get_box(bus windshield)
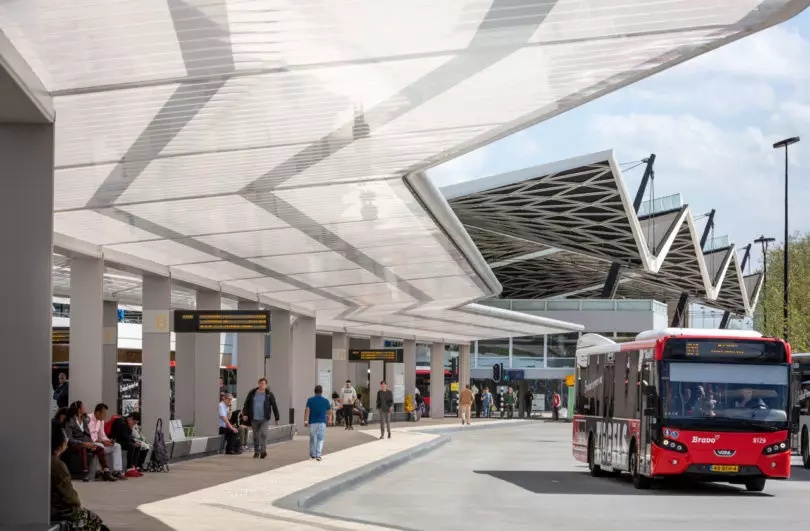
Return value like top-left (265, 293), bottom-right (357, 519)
top-left (663, 362), bottom-right (789, 423)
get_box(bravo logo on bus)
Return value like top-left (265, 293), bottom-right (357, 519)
top-left (691, 434), bottom-right (721, 444)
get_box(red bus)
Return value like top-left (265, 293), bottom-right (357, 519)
top-left (415, 368), bottom-right (452, 409)
top-left (572, 329), bottom-right (792, 492)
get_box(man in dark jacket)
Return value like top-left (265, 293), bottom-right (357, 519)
top-left (241, 377), bottom-right (280, 459)
top-left (376, 381), bottom-right (394, 440)
top-left (54, 372), bottom-right (69, 408)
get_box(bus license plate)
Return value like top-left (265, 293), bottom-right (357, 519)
top-left (710, 465), bottom-right (739, 473)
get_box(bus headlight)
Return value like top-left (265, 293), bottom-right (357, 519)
top-left (762, 440), bottom-right (790, 455)
top-left (661, 439), bottom-right (688, 453)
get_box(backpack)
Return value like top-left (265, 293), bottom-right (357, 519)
top-left (104, 415), bottom-right (121, 437)
top-left (147, 418), bottom-right (171, 472)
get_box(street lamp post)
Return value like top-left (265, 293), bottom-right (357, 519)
top-left (753, 235), bottom-right (775, 330)
top-left (772, 136), bottom-right (800, 342)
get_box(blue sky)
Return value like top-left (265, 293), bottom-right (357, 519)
top-left (429, 10), bottom-right (810, 272)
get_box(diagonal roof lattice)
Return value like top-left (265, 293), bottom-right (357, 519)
top-left (0, 0), bottom-right (799, 338)
top-left (443, 150), bottom-right (763, 317)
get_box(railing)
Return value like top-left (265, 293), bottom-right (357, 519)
top-left (638, 193), bottom-right (683, 217)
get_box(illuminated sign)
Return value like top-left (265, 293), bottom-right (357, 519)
top-left (52, 327), bottom-right (70, 345)
top-left (565, 374), bottom-right (576, 387)
top-left (348, 349), bottom-right (402, 362)
top-left (664, 338), bottom-right (786, 362)
top-left (173, 310), bottom-right (270, 333)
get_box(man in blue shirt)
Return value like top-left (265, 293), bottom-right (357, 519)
top-left (304, 385), bottom-right (332, 461)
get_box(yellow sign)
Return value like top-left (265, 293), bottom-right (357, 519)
top-left (565, 374), bottom-right (575, 387)
top-left (710, 465), bottom-right (739, 473)
top-left (450, 382), bottom-right (459, 392)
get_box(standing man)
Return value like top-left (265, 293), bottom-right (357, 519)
top-left (304, 385), bottom-right (332, 461)
top-left (376, 381), bottom-right (394, 440)
top-left (219, 394), bottom-right (241, 454)
top-left (340, 380), bottom-right (358, 431)
top-left (552, 390), bottom-right (561, 421)
top-left (54, 372), bottom-right (69, 408)
top-left (524, 388), bottom-right (534, 419)
top-left (504, 387), bottom-right (516, 419)
top-left (242, 377), bottom-right (281, 459)
top-left (459, 384), bottom-right (474, 426)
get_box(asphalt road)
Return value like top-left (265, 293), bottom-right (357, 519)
top-left (314, 421), bottom-right (810, 531)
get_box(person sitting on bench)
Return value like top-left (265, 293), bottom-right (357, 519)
top-left (109, 412), bottom-right (149, 476)
top-left (65, 401), bottom-right (116, 482)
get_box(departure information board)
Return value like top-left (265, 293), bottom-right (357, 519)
top-left (348, 349), bottom-right (402, 362)
top-left (173, 310), bottom-right (271, 333)
top-left (52, 327), bottom-right (70, 345)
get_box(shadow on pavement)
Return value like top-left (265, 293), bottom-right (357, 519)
top-left (475, 469), bottom-right (772, 497)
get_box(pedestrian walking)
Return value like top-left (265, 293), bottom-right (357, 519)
top-left (304, 385), bottom-right (332, 461)
top-left (459, 384), bottom-right (474, 425)
top-left (242, 377), bottom-right (281, 459)
top-left (376, 381), bottom-right (394, 439)
top-left (340, 380), bottom-right (358, 430)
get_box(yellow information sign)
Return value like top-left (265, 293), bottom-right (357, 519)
top-left (565, 374), bottom-right (575, 387)
top-left (450, 382), bottom-right (459, 392)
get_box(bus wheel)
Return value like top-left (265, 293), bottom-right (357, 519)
top-left (588, 435), bottom-right (602, 477)
top-left (745, 478), bottom-right (766, 492)
top-left (630, 444), bottom-right (651, 490)
top-left (802, 427), bottom-right (810, 469)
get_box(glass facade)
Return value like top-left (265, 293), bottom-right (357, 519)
top-left (546, 332), bottom-right (578, 368)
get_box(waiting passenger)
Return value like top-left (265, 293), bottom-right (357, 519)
top-left (50, 420), bottom-right (109, 531)
top-left (219, 394), bottom-right (241, 454)
top-left (54, 372), bottom-right (69, 409)
top-left (353, 394), bottom-right (369, 425)
top-left (65, 401), bottom-right (116, 482)
top-left (88, 403), bottom-right (126, 479)
top-left (53, 407), bottom-right (70, 427)
top-left (241, 377), bottom-right (281, 459)
top-left (109, 411), bottom-right (150, 475)
top-left (482, 387), bottom-right (492, 418)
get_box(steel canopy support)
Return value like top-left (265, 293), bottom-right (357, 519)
top-left (719, 243), bottom-right (753, 329)
top-left (670, 292), bottom-right (690, 327)
top-left (699, 209), bottom-right (716, 250)
top-left (600, 154), bottom-right (656, 298)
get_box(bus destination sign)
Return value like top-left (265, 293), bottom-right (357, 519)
top-left (52, 327), bottom-right (70, 345)
top-left (348, 349), bottom-right (403, 362)
top-left (665, 338), bottom-right (786, 362)
top-left (173, 310), bottom-right (271, 333)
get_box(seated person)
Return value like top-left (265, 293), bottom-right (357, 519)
top-left (51, 420), bottom-right (109, 531)
top-left (219, 394), bottom-right (241, 454)
top-left (53, 407), bottom-right (69, 427)
top-left (108, 411), bottom-right (149, 476)
top-left (88, 403), bottom-right (126, 479)
top-left (331, 392), bottom-right (342, 426)
top-left (353, 394), bottom-right (369, 425)
top-left (232, 408), bottom-right (251, 450)
top-left (64, 401), bottom-right (115, 482)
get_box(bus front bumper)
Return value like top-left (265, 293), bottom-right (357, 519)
top-left (651, 443), bottom-right (790, 479)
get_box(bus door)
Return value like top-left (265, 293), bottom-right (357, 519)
top-left (602, 353), bottom-right (616, 468)
top-left (637, 358), bottom-right (656, 476)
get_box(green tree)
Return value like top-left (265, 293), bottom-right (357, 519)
top-left (754, 232), bottom-right (810, 352)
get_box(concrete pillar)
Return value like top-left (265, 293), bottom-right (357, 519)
top-left (142, 274), bottom-right (171, 441)
top-left (0, 122), bottom-right (54, 526)
top-left (69, 257), bottom-right (104, 408)
top-left (102, 301), bottom-right (119, 412)
top-left (430, 342), bottom-right (445, 417)
top-left (268, 309), bottom-right (292, 424)
top-left (173, 331), bottom-right (195, 426)
top-left (508, 336), bottom-right (513, 369)
top-left (236, 300), bottom-right (263, 408)
top-left (291, 315), bottom-right (316, 431)
top-left (403, 339), bottom-right (416, 400)
top-left (332, 332), bottom-right (349, 394)
top-left (459, 343), bottom-right (471, 390)
top-left (369, 336), bottom-right (384, 404)
top-left (194, 290), bottom-right (221, 436)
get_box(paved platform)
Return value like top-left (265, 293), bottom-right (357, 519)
top-left (317, 422), bottom-right (810, 531)
top-left (76, 417), bottom-right (506, 530)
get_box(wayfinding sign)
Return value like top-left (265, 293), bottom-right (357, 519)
top-left (348, 349), bottom-right (402, 362)
top-left (173, 310), bottom-right (270, 333)
top-left (52, 327), bottom-right (70, 345)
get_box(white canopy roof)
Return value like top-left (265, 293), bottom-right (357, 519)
top-left (2, 0), bottom-right (801, 340)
